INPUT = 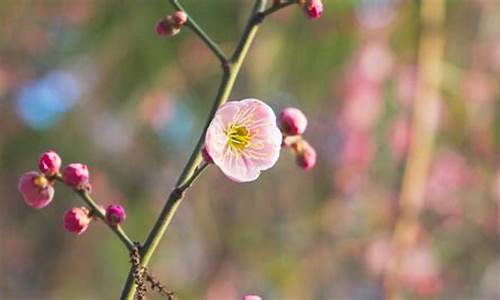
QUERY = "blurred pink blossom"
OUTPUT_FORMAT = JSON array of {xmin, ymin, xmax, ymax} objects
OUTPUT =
[
  {"xmin": 395, "ymin": 66, "xmax": 418, "ymax": 108},
  {"xmin": 462, "ymin": 71, "xmax": 494, "ymax": 104},
  {"xmin": 339, "ymin": 85, "xmax": 382, "ymax": 131},
  {"xmin": 357, "ymin": 42, "xmax": 394, "ymax": 84},
  {"xmin": 338, "ymin": 130, "xmax": 375, "ymax": 171},
  {"xmin": 387, "ymin": 116, "xmax": 410, "ymax": 161},
  {"xmin": 425, "ymin": 150, "xmax": 473, "ymax": 217},
  {"xmin": 400, "ymin": 247, "xmax": 442, "ymax": 296},
  {"xmin": 365, "ymin": 236, "xmax": 392, "ymax": 276}
]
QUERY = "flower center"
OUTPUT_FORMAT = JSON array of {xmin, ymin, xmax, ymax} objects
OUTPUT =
[{"xmin": 226, "ymin": 124, "xmax": 251, "ymax": 152}]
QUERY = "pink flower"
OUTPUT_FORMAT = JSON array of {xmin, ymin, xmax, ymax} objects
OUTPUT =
[
  {"xmin": 242, "ymin": 296, "xmax": 262, "ymax": 300},
  {"xmin": 205, "ymin": 99, "xmax": 282, "ymax": 182},
  {"xmin": 18, "ymin": 171, "xmax": 54, "ymax": 209},
  {"xmin": 303, "ymin": 0, "xmax": 323, "ymax": 20},
  {"xmin": 64, "ymin": 207, "xmax": 91, "ymax": 234},
  {"xmin": 105, "ymin": 204, "xmax": 126, "ymax": 225},
  {"xmin": 38, "ymin": 150, "xmax": 62, "ymax": 176},
  {"xmin": 63, "ymin": 163, "xmax": 90, "ymax": 190},
  {"xmin": 278, "ymin": 107, "xmax": 308, "ymax": 136}
]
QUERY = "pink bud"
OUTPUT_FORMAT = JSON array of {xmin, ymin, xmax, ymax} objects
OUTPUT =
[
  {"xmin": 278, "ymin": 107, "xmax": 308, "ymax": 136},
  {"xmin": 303, "ymin": 0, "xmax": 323, "ymax": 20},
  {"xmin": 18, "ymin": 171, "xmax": 54, "ymax": 209},
  {"xmin": 294, "ymin": 140, "xmax": 317, "ymax": 170},
  {"xmin": 201, "ymin": 146, "xmax": 214, "ymax": 164},
  {"xmin": 156, "ymin": 17, "xmax": 179, "ymax": 37},
  {"xmin": 242, "ymin": 296, "xmax": 262, "ymax": 300},
  {"xmin": 38, "ymin": 150, "xmax": 62, "ymax": 176},
  {"xmin": 64, "ymin": 207, "xmax": 91, "ymax": 234},
  {"xmin": 155, "ymin": 11, "xmax": 186, "ymax": 38},
  {"xmin": 172, "ymin": 11, "xmax": 188, "ymax": 26},
  {"xmin": 105, "ymin": 204, "xmax": 126, "ymax": 225},
  {"xmin": 63, "ymin": 163, "xmax": 90, "ymax": 190}
]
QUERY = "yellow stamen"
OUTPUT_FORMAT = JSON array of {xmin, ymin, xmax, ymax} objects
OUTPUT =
[
  {"xmin": 226, "ymin": 123, "xmax": 251, "ymax": 153},
  {"xmin": 33, "ymin": 175, "xmax": 48, "ymax": 188}
]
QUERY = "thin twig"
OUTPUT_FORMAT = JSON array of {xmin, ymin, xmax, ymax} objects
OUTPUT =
[
  {"xmin": 144, "ymin": 269, "xmax": 177, "ymax": 300},
  {"xmin": 168, "ymin": 0, "xmax": 228, "ymax": 65}
]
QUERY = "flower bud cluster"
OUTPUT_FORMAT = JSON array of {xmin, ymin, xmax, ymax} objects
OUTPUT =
[{"xmin": 18, "ymin": 150, "xmax": 127, "ymax": 235}]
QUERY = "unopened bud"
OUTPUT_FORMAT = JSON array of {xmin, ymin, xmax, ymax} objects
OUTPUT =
[
  {"xmin": 38, "ymin": 150, "xmax": 62, "ymax": 176},
  {"xmin": 278, "ymin": 107, "xmax": 308, "ymax": 136},
  {"xmin": 64, "ymin": 207, "xmax": 92, "ymax": 234}
]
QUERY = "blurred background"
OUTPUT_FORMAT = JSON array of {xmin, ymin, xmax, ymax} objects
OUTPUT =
[{"xmin": 1, "ymin": 0, "xmax": 500, "ymax": 299}]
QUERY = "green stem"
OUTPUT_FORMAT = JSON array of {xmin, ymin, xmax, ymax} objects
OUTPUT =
[
  {"xmin": 169, "ymin": 0, "xmax": 228, "ymax": 64},
  {"xmin": 118, "ymin": 1, "xmax": 307, "ymax": 299}
]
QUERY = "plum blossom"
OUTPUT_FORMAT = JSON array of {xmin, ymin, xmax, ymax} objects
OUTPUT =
[
  {"xmin": 205, "ymin": 99, "xmax": 282, "ymax": 182},
  {"xmin": 18, "ymin": 171, "xmax": 54, "ymax": 209}
]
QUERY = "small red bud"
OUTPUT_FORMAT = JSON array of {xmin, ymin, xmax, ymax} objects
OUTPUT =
[
  {"xmin": 63, "ymin": 163, "xmax": 90, "ymax": 190},
  {"xmin": 279, "ymin": 107, "xmax": 308, "ymax": 136},
  {"xmin": 64, "ymin": 207, "xmax": 92, "ymax": 234},
  {"xmin": 172, "ymin": 11, "xmax": 187, "ymax": 26},
  {"xmin": 302, "ymin": 0, "xmax": 323, "ymax": 20},
  {"xmin": 105, "ymin": 204, "xmax": 126, "ymax": 226},
  {"xmin": 38, "ymin": 150, "xmax": 62, "ymax": 176}
]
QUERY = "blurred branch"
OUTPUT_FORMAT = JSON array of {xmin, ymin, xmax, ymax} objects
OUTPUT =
[
  {"xmin": 168, "ymin": 0, "xmax": 228, "ymax": 65},
  {"xmin": 383, "ymin": 0, "xmax": 446, "ymax": 298}
]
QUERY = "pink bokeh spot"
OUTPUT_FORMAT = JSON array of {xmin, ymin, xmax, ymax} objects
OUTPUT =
[{"xmin": 205, "ymin": 99, "xmax": 282, "ymax": 183}]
